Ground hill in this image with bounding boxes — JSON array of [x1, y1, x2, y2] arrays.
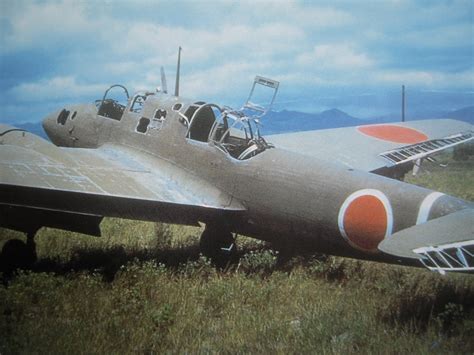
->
[[438, 106, 474, 124], [261, 105, 473, 134], [15, 122, 48, 139], [261, 108, 361, 134]]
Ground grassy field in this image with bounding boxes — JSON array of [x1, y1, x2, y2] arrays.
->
[[1, 152, 473, 354]]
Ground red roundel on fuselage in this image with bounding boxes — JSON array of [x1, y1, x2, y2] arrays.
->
[[358, 125, 428, 144], [343, 195, 387, 251]]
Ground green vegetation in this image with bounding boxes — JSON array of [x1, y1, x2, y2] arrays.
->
[[1, 153, 473, 353], [405, 149, 474, 201]]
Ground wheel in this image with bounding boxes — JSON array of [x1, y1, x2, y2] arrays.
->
[[199, 224, 237, 267], [0, 238, 37, 273]]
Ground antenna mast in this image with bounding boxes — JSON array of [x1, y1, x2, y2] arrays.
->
[[174, 46, 182, 97]]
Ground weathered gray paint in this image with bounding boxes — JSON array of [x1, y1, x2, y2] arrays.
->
[[379, 209, 474, 259]]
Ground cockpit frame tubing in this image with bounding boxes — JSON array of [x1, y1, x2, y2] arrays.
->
[[242, 76, 280, 117], [99, 84, 130, 108], [185, 103, 223, 140], [216, 112, 257, 145]]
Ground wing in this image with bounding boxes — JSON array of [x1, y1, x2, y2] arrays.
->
[[268, 119, 473, 173], [379, 209, 474, 274], [0, 125, 244, 236]]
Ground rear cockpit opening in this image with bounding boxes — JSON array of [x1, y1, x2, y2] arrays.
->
[[96, 84, 129, 121], [184, 102, 273, 160]]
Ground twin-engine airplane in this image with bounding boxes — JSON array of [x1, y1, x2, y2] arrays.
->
[[1, 51, 473, 274]]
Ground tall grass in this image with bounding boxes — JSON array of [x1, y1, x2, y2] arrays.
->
[[1, 153, 473, 353], [1, 258, 473, 353]]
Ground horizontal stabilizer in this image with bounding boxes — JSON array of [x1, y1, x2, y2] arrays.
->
[[379, 209, 474, 274]]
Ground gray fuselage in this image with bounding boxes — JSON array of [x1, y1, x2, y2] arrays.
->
[[42, 93, 471, 264]]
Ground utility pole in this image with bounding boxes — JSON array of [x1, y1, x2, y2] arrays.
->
[[401, 84, 405, 122]]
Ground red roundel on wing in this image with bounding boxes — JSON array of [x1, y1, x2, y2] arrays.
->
[[358, 125, 428, 144], [343, 195, 387, 251]]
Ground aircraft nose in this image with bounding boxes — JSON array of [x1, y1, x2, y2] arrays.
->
[[42, 109, 61, 140], [42, 112, 54, 137]]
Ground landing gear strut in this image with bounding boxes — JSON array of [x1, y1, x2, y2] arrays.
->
[[199, 223, 237, 267]]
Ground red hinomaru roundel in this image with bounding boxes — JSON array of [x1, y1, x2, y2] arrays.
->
[[358, 125, 428, 144], [338, 189, 393, 252]]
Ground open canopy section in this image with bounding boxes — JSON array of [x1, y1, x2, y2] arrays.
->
[[241, 76, 279, 118], [183, 102, 274, 160]]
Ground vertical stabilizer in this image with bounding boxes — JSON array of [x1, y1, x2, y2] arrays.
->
[[174, 46, 182, 97]]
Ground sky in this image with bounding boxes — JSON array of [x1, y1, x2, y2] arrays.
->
[[0, 0, 473, 124]]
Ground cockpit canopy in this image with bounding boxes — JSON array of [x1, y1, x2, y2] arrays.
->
[[94, 76, 277, 161], [183, 102, 273, 160], [177, 75, 279, 160], [209, 107, 272, 160]]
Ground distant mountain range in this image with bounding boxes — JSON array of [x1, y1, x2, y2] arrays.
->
[[261, 105, 474, 134], [9, 105, 474, 139], [439, 106, 474, 122], [261, 108, 359, 134], [14, 121, 48, 139]]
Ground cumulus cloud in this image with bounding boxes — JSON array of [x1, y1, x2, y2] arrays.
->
[[297, 44, 375, 70], [2, 0, 100, 50], [398, 23, 474, 48], [371, 69, 474, 88], [8, 76, 105, 102], [231, 1, 354, 28], [0, 0, 472, 122], [117, 22, 305, 67], [182, 62, 265, 100]]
